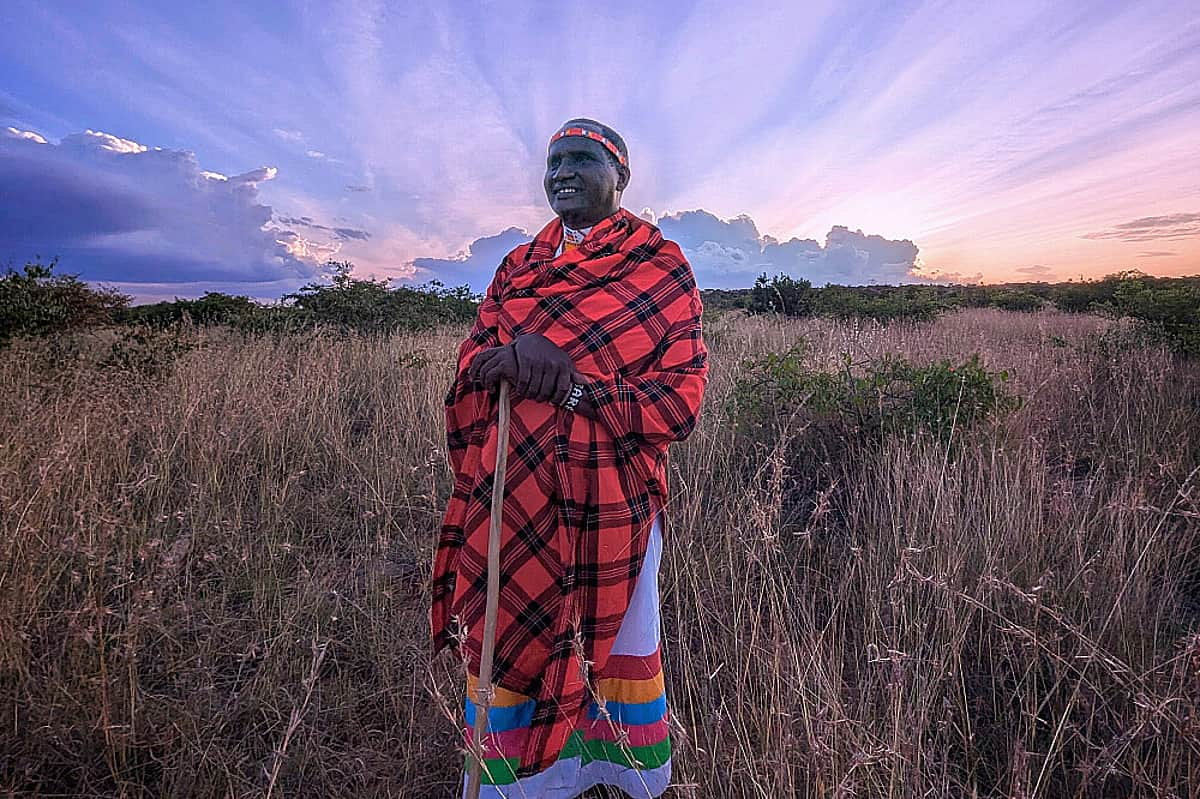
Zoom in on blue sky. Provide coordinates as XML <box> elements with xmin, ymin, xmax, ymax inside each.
<box><xmin>1</xmin><ymin>1</ymin><xmax>1198</xmax><ymax>299</ymax></box>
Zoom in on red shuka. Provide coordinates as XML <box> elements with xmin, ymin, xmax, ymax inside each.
<box><xmin>430</xmin><ymin>208</ymin><xmax>707</xmax><ymax>774</ymax></box>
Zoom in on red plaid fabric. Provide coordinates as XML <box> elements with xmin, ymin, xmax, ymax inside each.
<box><xmin>431</xmin><ymin>208</ymin><xmax>707</xmax><ymax>774</ymax></box>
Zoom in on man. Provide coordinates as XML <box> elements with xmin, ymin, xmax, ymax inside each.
<box><xmin>431</xmin><ymin>118</ymin><xmax>707</xmax><ymax>797</ymax></box>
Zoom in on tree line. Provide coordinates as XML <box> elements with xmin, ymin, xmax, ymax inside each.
<box><xmin>3</xmin><ymin>259</ymin><xmax>1197</xmax><ymax>356</ymax></box>
<box><xmin>702</xmin><ymin>271</ymin><xmax>1200</xmax><ymax>355</ymax></box>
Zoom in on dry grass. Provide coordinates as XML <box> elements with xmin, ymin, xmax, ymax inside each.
<box><xmin>2</xmin><ymin>309</ymin><xmax>1198</xmax><ymax>797</ymax></box>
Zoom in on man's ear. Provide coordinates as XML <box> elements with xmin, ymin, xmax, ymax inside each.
<box><xmin>616</xmin><ymin>165</ymin><xmax>630</xmax><ymax>192</ymax></box>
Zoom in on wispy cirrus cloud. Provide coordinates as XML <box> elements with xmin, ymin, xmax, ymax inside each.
<box><xmin>276</xmin><ymin>215</ymin><xmax>371</xmax><ymax>242</ymax></box>
<box><xmin>273</xmin><ymin>128</ymin><xmax>305</xmax><ymax>144</ymax></box>
<box><xmin>1083</xmin><ymin>213</ymin><xmax>1200</xmax><ymax>243</ymax></box>
<box><xmin>1016</xmin><ymin>264</ymin><xmax>1056</xmax><ymax>279</ymax></box>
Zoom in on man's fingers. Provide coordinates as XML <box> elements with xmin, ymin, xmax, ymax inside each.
<box><xmin>477</xmin><ymin>358</ymin><xmax>500</xmax><ymax>391</ymax></box>
<box><xmin>480</xmin><ymin>350</ymin><xmax>512</xmax><ymax>391</ymax></box>
<box><xmin>469</xmin><ymin>348</ymin><xmax>499</xmax><ymax>384</ymax></box>
<box><xmin>516</xmin><ymin>354</ymin><xmax>535</xmax><ymax>397</ymax></box>
<box><xmin>536</xmin><ymin>365</ymin><xmax>557</xmax><ymax>402</ymax></box>
<box><xmin>552</xmin><ymin>367</ymin><xmax>572</xmax><ymax>407</ymax></box>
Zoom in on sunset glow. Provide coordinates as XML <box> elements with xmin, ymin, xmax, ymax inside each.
<box><xmin>1</xmin><ymin>1</ymin><xmax>1197</xmax><ymax>297</ymax></box>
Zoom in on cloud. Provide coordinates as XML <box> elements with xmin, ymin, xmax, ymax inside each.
<box><xmin>4</xmin><ymin>126</ymin><xmax>47</xmax><ymax>144</ymax></box>
<box><xmin>334</xmin><ymin>227</ymin><xmax>370</xmax><ymax>241</ymax></box>
<box><xmin>305</xmin><ymin>150</ymin><xmax>326</xmax><ymax>159</ymax></box>
<box><xmin>273</xmin><ymin>128</ymin><xmax>305</xmax><ymax>144</ymax></box>
<box><xmin>0</xmin><ymin>128</ymin><xmax>330</xmax><ymax>290</ymax></box>
<box><xmin>410</xmin><ymin>227</ymin><xmax>532</xmax><ymax>290</ymax></box>
<box><xmin>1083</xmin><ymin>212</ymin><xmax>1200</xmax><ymax>243</ymax></box>
<box><xmin>408</xmin><ymin>210</ymin><xmax>926</xmax><ymax>292</ymax></box>
<box><xmin>275</xmin><ymin>215</ymin><xmax>371</xmax><ymax>241</ymax></box>
<box><xmin>62</xmin><ymin>129</ymin><xmax>147</xmax><ymax>154</ymax></box>
<box><xmin>656</xmin><ymin>210</ymin><xmax>921</xmax><ymax>288</ymax></box>
<box><xmin>1137</xmin><ymin>250</ymin><xmax>1177</xmax><ymax>258</ymax></box>
<box><xmin>5</xmin><ymin>2</ymin><xmax>1198</xmax><ymax>285</ymax></box>
<box><xmin>1016</xmin><ymin>264</ymin><xmax>1056</xmax><ymax>279</ymax></box>
<box><xmin>229</xmin><ymin>166</ymin><xmax>278</xmax><ymax>185</ymax></box>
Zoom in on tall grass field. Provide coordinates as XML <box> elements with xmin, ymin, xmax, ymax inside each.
<box><xmin>2</xmin><ymin>308</ymin><xmax>1198</xmax><ymax>797</ymax></box>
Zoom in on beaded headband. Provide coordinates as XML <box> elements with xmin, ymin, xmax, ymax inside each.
<box><xmin>548</xmin><ymin>127</ymin><xmax>628</xmax><ymax>167</ymax></box>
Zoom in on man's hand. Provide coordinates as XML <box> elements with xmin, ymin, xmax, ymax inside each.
<box><xmin>467</xmin><ymin>344</ymin><xmax>518</xmax><ymax>392</ymax></box>
<box><xmin>512</xmin><ymin>333</ymin><xmax>575</xmax><ymax>405</ymax></box>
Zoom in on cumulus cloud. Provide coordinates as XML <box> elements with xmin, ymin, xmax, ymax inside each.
<box><xmin>409</xmin><ymin>227</ymin><xmax>532</xmax><ymax>290</ymax></box>
<box><xmin>63</xmin><ymin>129</ymin><xmax>147</xmax><ymax>154</ymax></box>
<box><xmin>1083</xmin><ymin>213</ymin><xmax>1200</xmax><ymax>243</ymax></box>
<box><xmin>4</xmin><ymin>126</ymin><xmax>47</xmax><ymax>144</ymax></box>
<box><xmin>408</xmin><ymin>209</ymin><xmax>927</xmax><ymax>292</ymax></box>
<box><xmin>655</xmin><ymin>210</ymin><xmax>921</xmax><ymax>288</ymax></box>
<box><xmin>305</xmin><ymin>150</ymin><xmax>326</xmax><ymax>159</ymax></box>
<box><xmin>0</xmin><ymin>128</ymin><xmax>330</xmax><ymax>289</ymax></box>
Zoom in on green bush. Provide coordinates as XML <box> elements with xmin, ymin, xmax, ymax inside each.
<box><xmin>989</xmin><ymin>289</ymin><xmax>1043</xmax><ymax>313</ymax></box>
<box><xmin>112</xmin><ymin>261</ymin><xmax>482</xmax><ymax>337</ymax></box>
<box><xmin>120</xmin><ymin>292</ymin><xmax>262</xmax><ymax>329</ymax></box>
<box><xmin>743</xmin><ymin>276</ymin><xmax>953</xmax><ymax>322</ymax></box>
<box><xmin>813</xmin><ymin>284</ymin><xmax>951</xmax><ymax>322</ymax></box>
<box><xmin>734</xmin><ymin>344</ymin><xmax>1016</xmax><ymax>442</ymax></box>
<box><xmin>747</xmin><ymin>273</ymin><xmax>816</xmax><ymax>316</ymax></box>
<box><xmin>1048</xmin><ymin>280</ymin><xmax>1113</xmax><ymax>313</ymax></box>
<box><xmin>0</xmin><ymin>260</ymin><xmax>128</xmax><ymax>345</ymax></box>
<box><xmin>101</xmin><ymin>326</ymin><xmax>200</xmax><ymax>377</ymax></box>
<box><xmin>283</xmin><ymin>262</ymin><xmax>479</xmax><ymax>334</ymax></box>
<box><xmin>1109</xmin><ymin>273</ymin><xmax>1200</xmax><ymax>356</ymax></box>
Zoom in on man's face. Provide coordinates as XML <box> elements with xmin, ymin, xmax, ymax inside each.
<box><xmin>543</xmin><ymin>136</ymin><xmax>627</xmax><ymax>228</ymax></box>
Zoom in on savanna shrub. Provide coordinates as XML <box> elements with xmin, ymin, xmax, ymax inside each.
<box><xmin>814</xmin><ymin>284</ymin><xmax>951</xmax><ymax>322</ymax></box>
<box><xmin>0</xmin><ymin>260</ymin><xmax>128</xmax><ymax>345</ymax></box>
<box><xmin>101</xmin><ymin>326</ymin><xmax>200</xmax><ymax>377</ymax></box>
<box><xmin>1110</xmin><ymin>273</ymin><xmax>1200</xmax><ymax>356</ymax></box>
<box><xmin>734</xmin><ymin>343</ymin><xmax>1016</xmax><ymax>443</ymax></box>
<box><xmin>746</xmin><ymin>273</ymin><xmax>816</xmax><ymax>316</ymax></box>
<box><xmin>284</xmin><ymin>262</ymin><xmax>479</xmax><ymax>334</ymax></box>
<box><xmin>118</xmin><ymin>263</ymin><xmax>482</xmax><ymax>336</ymax></box>
<box><xmin>988</xmin><ymin>289</ymin><xmax>1044</xmax><ymax>313</ymax></box>
<box><xmin>743</xmin><ymin>276</ymin><xmax>954</xmax><ymax>322</ymax></box>
<box><xmin>121</xmin><ymin>292</ymin><xmax>263</xmax><ymax>329</ymax></box>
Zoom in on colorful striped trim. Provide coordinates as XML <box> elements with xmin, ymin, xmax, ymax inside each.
<box><xmin>464</xmin><ymin>690</ymin><xmax>667</xmax><ymax>735</ymax></box>
<box><xmin>549</xmin><ymin>127</ymin><xmax>628</xmax><ymax>167</ymax></box>
<box><xmin>467</xmin><ymin>730</ymin><xmax>672</xmax><ymax>786</ymax></box>
<box><xmin>466</xmin><ymin>710</ymin><xmax>670</xmax><ymax>758</ymax></box>
<box><xmin>464</xmin><ymin>665</ymin><xmax>670</xmax><ymax>785</ymax></box>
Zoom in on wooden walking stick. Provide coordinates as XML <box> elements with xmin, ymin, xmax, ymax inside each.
<box><xmin>467</xmin><ymin>381</ymin><xmax>511</xmax><ymax>799</ymax></box>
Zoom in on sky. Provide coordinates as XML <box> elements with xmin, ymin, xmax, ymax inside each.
<box><xmin>1</xmin><ymin>1</ymin><xmax>1198</xmax><ymax>300</ymax></box>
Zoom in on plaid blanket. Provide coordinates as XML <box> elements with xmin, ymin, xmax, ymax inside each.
<box><xmin>431</xmin><ymin>208</ymin><xmax>707</xmax><ymax>773</ymax></box>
